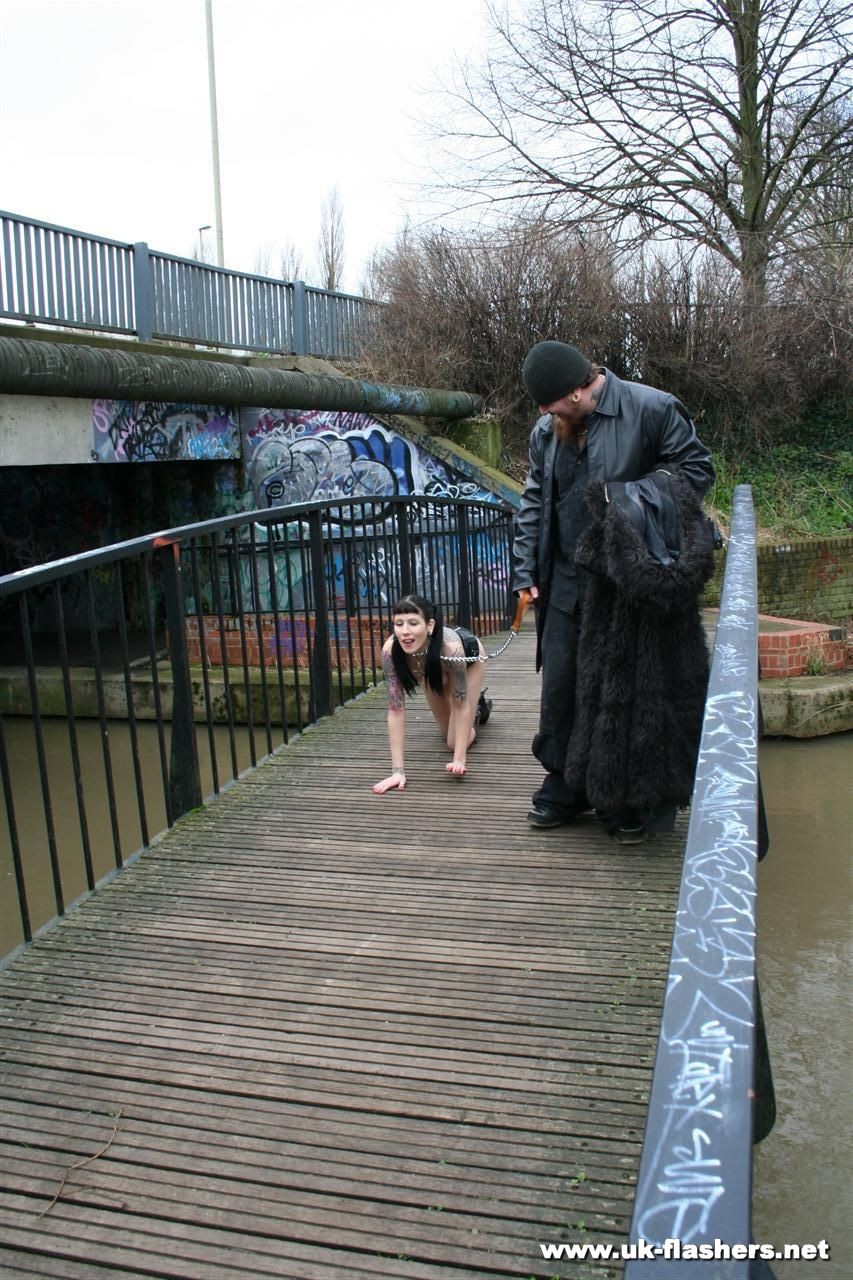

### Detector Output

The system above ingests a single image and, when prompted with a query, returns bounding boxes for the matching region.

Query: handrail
[0,495,500,595]
[0,494,514,965]
[0,210,383,358]
[626,484,775,1277]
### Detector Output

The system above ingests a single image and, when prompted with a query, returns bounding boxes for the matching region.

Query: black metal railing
[626,484,776,1278]
[0,495,514,963]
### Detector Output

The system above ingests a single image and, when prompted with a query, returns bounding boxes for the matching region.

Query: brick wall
[704,534,852,624]
[183,610,509,671]
[756,618,847,678]
[185,614,386,674]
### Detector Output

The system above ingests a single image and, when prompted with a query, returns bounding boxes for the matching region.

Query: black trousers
[531,603,588,812]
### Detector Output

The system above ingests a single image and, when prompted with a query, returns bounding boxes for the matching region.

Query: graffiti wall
[2,399,511,636]
[185,505,511,625]
[93,400,240,462]
[242,408,497,508]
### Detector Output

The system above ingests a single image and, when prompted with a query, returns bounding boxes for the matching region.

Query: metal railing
[0,495,513,964]
[0,211,382,358]
[626,485,776,1278]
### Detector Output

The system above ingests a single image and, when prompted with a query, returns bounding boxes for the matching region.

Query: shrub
[361,220,852,501]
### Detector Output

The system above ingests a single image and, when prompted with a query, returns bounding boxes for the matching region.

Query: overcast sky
[0,0,497,292]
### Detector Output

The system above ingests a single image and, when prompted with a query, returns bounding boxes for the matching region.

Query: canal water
[752,734,851,1279]
[0,718,274,955]
[1,720,850,1273]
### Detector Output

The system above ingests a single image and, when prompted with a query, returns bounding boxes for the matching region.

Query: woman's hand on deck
[373,770,407,794]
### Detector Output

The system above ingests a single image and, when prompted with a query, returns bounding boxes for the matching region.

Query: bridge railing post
[394,503,414,598]
[158,540,203,819]
[291,280,308,355]
[132,242,155,342]
[456,505,472,629]
[306,509,333,721]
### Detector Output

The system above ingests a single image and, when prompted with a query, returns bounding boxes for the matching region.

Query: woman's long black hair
[390,595,445,696]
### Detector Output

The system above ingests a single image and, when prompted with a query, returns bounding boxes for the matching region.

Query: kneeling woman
[373,594,491,793]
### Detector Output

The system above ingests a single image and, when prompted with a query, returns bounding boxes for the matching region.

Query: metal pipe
[0,336,485,419]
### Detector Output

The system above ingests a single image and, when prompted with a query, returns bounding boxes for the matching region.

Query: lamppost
[205,0,225,267]
[197,225,211,261]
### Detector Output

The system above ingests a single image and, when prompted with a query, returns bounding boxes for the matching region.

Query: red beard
[552,414,584,443]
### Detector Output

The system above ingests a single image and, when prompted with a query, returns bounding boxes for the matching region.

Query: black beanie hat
[522,341,592,405]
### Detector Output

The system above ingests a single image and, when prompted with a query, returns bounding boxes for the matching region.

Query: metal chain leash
[427,590,533,665]
[439,630,518,663]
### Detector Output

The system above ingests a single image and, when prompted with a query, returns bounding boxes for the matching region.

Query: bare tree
[252,241,305,281]
[778,104,853,291]
[435,0,853,304]
[359,248,386,301]
[253,243,274,276]
[279,241,305,282]
[190,231,215,263]
[365,221,626,455]
[316,186,346,290]
[364,217,851,456]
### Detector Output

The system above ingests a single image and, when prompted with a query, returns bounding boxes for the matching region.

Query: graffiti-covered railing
[0,211,382,359]
[626,485,776,1278]
[0,495,513,963]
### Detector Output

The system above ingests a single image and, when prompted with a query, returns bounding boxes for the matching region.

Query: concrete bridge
[0,326,516,604]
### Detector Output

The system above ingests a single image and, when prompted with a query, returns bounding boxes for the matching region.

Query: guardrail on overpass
[0,210,382,358]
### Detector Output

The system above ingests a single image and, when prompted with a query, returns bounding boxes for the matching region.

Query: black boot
[474,690,492,727]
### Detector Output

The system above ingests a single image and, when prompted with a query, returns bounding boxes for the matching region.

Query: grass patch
[707,402,852,539]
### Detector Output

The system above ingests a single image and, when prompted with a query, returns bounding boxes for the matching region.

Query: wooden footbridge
[0,621,687,1280]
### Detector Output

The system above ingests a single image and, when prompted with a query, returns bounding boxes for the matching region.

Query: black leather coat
[511,370,714,666]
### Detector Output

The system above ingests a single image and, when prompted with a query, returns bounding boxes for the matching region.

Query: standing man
[512,341,715,841]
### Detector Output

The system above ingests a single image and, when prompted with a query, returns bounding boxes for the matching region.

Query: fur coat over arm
[563,471,716,817]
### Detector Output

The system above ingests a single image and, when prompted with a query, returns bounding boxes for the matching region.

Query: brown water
[0,718,274,956]
[1,721,850,1271]
[752,734,852,1278]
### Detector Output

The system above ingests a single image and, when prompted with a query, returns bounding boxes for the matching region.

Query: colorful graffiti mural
[3,398,511,642]
[183,506,510,622]
[93,401,240,462]
[241,408,496,508]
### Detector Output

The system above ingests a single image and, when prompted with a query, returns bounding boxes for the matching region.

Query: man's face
[539,377,601,432]
[539,389,586,430]
[540,389,581,424]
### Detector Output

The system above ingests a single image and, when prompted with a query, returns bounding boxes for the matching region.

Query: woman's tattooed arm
[382,647,404,711]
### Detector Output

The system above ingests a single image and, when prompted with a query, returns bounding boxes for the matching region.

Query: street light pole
[204,0,225,267]
[197,224,211,260]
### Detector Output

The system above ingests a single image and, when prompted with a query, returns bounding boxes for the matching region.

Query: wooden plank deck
[0,623,686,1279]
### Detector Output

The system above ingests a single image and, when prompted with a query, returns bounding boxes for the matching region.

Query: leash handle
[439,590,533,664]
[511,588,532,633]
